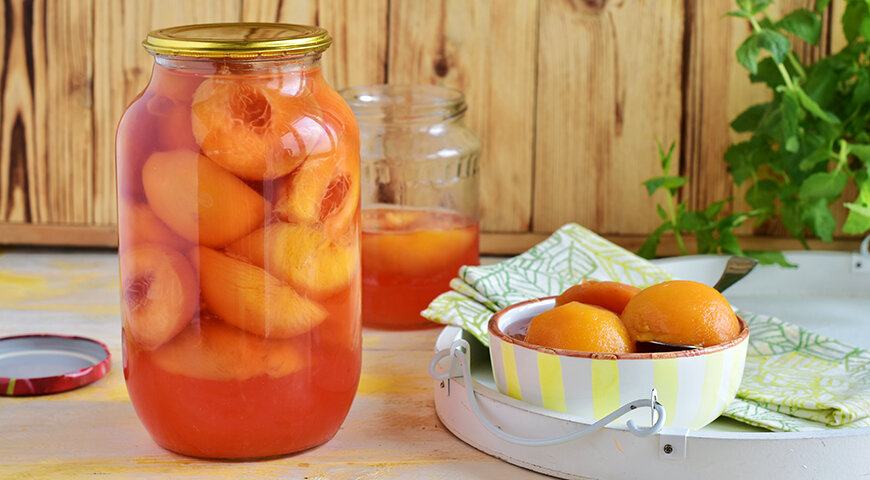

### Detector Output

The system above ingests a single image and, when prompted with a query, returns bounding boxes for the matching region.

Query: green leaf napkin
[723,311,870,431]
[422,223,870,431]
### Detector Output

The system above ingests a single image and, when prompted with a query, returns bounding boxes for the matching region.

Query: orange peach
[227,222,356,298]
[194,246,327,338]
[151,314,307,381]
[142,150,268,248]
[191,78,327,180]
[525,302,635,354]
[555,280,641,315]
[117,197,189,251]
[120,243,198,350]
[273,134,359,237]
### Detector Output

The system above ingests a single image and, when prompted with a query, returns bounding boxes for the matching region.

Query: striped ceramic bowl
[488,297,749,430]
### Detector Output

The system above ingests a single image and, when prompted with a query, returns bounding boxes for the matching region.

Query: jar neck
[341,85,468,125]
[152,52,323,76]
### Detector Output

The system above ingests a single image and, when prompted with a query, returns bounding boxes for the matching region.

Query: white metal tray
[431,251,870,479]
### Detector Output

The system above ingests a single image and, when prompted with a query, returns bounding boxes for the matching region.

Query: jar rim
[340,85,467,123]
[143,23,332,58]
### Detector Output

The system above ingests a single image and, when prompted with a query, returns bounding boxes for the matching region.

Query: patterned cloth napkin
[422,223,870,431]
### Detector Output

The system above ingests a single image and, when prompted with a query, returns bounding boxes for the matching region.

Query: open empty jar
[341,85,481,329]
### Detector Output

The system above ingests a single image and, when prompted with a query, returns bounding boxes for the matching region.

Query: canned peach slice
[151,314,307,382]
[118,198,189,251]
[227,222,355,298]
[194,246,327,338]
[273,141,359,237]
[142,150,268,248]
[191,78,324,180]
[555,280,641,315]
[121,244,198,350]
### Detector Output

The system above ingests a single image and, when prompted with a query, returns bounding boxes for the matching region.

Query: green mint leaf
[678,211,713,232]
[731,103,770,132]
[744,250,797,268]
[798,170,849,201]
[749,57,786,87]
[749,0,773,14]
[745,179,778,211]
[717,228,743,255]
[642,176,687,195]
[638,223,670,259]
[815,0,832,14]
[725,10,752,19]
[777,9,822,45]
[798,147,832,171]
[781,201,806,240]
[843,206,870,234]
[657,139,676,172]
[850,144,870,166]
[705,200,726,219]
[793,86,840,123]
[725,142,756,185]
[842,1,870,43]
[781,92,801,152]
[853,69,870,104]
[695,228,717,254]
[735,0,753,12]
[803,58,838,106]
[756,30,791,64]
[844,169,870,234]
[801,198,836,242]
[656,204,668,221]
[736,35,762,74]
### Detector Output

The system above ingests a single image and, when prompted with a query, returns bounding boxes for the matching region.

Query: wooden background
[0,0,862,254]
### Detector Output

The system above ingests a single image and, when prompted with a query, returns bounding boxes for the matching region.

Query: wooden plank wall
[0,0,863,254]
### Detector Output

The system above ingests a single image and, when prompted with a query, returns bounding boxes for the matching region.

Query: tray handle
[429,339,666,447]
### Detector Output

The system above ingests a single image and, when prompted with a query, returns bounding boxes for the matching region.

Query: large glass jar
[115,23,361,459]
[340,85,480,329]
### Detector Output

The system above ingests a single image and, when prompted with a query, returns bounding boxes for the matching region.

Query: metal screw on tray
[645,255,758,351]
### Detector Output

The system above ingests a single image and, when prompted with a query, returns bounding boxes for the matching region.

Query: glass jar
[340,85,480,329]
[115,23,361,459]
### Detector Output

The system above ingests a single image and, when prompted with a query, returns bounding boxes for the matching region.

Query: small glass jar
[340,85,481,329]
[116,23,361,459]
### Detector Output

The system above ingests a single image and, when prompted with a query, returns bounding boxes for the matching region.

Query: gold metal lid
[143,23,332,58]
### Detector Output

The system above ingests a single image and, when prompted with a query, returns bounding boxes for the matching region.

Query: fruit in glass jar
[117,198,190,251]
[121,243,198,350]
[141,149,268,248]
[620,280,739,348]
[194,246,327,338]
[555,280,641,315]
[227,222,355,298]
[273,138,359,237]
[525,302,635,354]
[151,314,307,381]
[191,78,326,180]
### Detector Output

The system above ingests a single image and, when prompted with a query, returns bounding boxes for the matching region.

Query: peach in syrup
[193,246,328,339]
[141,150,268,248]
[120,243,198,350]
[227,222,356,299]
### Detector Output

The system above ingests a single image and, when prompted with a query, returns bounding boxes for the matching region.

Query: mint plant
[641,0,870,264]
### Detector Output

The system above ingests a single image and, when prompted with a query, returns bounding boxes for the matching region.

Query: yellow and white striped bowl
[488,297,749,430]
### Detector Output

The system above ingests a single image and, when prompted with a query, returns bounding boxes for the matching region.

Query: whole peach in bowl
[487,289,749,430]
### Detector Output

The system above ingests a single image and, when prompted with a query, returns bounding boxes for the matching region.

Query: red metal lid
[0,334,111,396]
